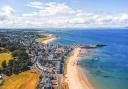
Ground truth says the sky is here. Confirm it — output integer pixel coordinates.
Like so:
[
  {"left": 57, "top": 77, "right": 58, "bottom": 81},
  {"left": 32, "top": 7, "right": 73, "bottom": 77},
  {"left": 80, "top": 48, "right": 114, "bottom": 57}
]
[{"left": 0, "top": 0, "right": 128, "bottom": 28}]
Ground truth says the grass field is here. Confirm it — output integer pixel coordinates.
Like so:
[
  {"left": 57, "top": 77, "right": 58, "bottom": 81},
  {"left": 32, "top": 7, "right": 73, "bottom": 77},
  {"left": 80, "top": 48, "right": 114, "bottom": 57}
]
[
  {"left": 35, "top": 33, "right": 55, "bottom": 43},
  {"left": 0, "top": 70, "right": 39, "bottom": 89},
  {"left": 0, "top": 53, "right": 12, "bottom": 67},
  {"left": 35, "top": 38, "right": 47, "bottom": 42}
]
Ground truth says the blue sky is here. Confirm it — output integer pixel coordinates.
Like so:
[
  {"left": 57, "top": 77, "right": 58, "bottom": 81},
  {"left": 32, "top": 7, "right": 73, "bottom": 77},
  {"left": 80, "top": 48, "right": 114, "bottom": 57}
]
[
  {"left": 0, "top": 0, "right": 128, "bottom": 28},
  {"left": 1, "top": 0, "right": 128, "bottom": 13}
]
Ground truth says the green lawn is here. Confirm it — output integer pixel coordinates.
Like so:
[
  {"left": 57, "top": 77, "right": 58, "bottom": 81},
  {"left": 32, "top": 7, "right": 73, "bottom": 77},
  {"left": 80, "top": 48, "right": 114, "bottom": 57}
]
[
  {"left": 35, "top": 38, "right": 47, "bottom": 42},
  {"left": 35, "top": 33, "right": 55, "bottom": 43}
]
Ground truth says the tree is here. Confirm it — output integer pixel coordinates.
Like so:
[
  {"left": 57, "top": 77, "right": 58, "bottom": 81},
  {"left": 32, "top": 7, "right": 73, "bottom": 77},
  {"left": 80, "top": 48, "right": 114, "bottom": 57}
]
[
  {"left": 8, "top": 45, "right": 17, "bottom": 52},
  {"left": 12, "top": 50, "right": 29, "bottom": 60},
  {"left": 7, "top": 60, "right": 14, "bottom": 75},
  {"left": 1, "top": 60, "right": 8, "bottom": 75},
  {"left": 1, "top": 49, "right": 32, "bottom": 76},
  {"left": 12, "top": 60, "right": 19, "bottom": 74},
  {"left": 1, "top": 60, "right": 7, "bottom": 68}
]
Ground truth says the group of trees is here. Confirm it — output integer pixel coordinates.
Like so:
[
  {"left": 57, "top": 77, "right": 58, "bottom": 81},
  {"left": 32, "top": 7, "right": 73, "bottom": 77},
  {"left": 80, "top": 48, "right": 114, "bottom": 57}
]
[
  {"left": 0, "top": 38, "right": 25, "bottom": 52},
  {"left": 0, "top": 36, "right": 34, "bottom": 76},
  {"left": 0, "top": 50, "right": 32, "bottom": 76},
  {"left": 0, "top": 42, "right": 25, "bottom": 52}
]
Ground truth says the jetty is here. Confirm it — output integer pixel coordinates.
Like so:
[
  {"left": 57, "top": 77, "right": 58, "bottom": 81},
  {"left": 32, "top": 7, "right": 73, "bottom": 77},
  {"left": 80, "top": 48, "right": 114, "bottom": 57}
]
[{"left": 72, "top": 44, "right": 106, "bottom": 49}]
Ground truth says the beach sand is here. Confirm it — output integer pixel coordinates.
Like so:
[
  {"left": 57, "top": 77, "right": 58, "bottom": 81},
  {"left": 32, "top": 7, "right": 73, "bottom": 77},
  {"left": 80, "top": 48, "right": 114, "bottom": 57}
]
[
  {"left": 65, "top": 47, "right": 94, "bottom": 89},
  {"left": 42, "top": 36, "right": 56, "bottom": 44}
]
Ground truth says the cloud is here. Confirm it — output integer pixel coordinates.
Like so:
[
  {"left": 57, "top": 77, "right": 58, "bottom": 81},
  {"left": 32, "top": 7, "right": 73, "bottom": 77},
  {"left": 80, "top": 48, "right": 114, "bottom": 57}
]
[
  {"left": 0, "top": 5, "right": 15, "bottom": 21},
  {"left": 0, "top": 5, "right": 15, "bottom": 16},
  {"left": 27, "top": 1, "right": 43, "bottom": 9},
  {"left": 0, "top": 2, "right": 128, "bottom": 28},
  {"left": 25, "top": 2, "right": 74, "bottom": 16}
]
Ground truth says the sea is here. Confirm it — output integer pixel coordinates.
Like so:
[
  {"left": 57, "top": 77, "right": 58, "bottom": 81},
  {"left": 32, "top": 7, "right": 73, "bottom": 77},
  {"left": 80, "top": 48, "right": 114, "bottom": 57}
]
[{"left": 48, "top": 28, "right": 128, "bottom": 89}]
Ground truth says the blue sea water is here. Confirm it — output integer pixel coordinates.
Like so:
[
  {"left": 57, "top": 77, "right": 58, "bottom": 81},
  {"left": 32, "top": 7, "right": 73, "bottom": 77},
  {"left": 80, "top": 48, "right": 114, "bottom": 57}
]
[{"left": 49, "top": 28, "right": 128, "bottom": 89}]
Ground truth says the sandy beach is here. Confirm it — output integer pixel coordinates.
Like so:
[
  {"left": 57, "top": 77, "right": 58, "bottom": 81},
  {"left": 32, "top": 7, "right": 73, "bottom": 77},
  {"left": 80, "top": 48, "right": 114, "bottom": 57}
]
[
  {"left": 65, "top": 47, "right": 94, "bottom": 89},
  {"left": 42, "top": 37, "right": 56, "bottom": 44}
]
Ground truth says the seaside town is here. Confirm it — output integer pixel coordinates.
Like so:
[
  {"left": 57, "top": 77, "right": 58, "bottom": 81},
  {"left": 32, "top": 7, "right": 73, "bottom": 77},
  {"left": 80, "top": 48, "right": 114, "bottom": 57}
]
[
  {"left": 0, "top": 30, "right": 104, "bottom": 89},
  {"left": 0, "top": 32, "right": 73, "bottom": 89},
  {"left": 0, "top": 0, "right": 127, "bottom": 89}
]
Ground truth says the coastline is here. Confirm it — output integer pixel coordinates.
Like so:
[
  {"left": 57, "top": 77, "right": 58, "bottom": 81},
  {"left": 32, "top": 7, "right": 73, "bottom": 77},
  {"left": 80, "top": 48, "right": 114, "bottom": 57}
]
[
  {"left": 42, "top": 36, "right": 56, "bottom": 44},
  {"left": 37, "top": 33, "right": 94, "bottom": 89},
  {"left": 35, "top": 33, "right": 56, "bottom": 44},
  {"left": 63, "top": 47, "right": 94, "bottom": 89}
]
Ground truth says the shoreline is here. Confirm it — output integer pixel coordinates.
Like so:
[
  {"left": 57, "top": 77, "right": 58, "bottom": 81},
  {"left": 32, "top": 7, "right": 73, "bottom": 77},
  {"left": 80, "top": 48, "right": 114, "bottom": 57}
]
[
  {"left": 63, "top": 47, "right": 94, "bottom": 89},
  {"left": 42, "top": 36, "right": 56, "bottom": 44}
]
